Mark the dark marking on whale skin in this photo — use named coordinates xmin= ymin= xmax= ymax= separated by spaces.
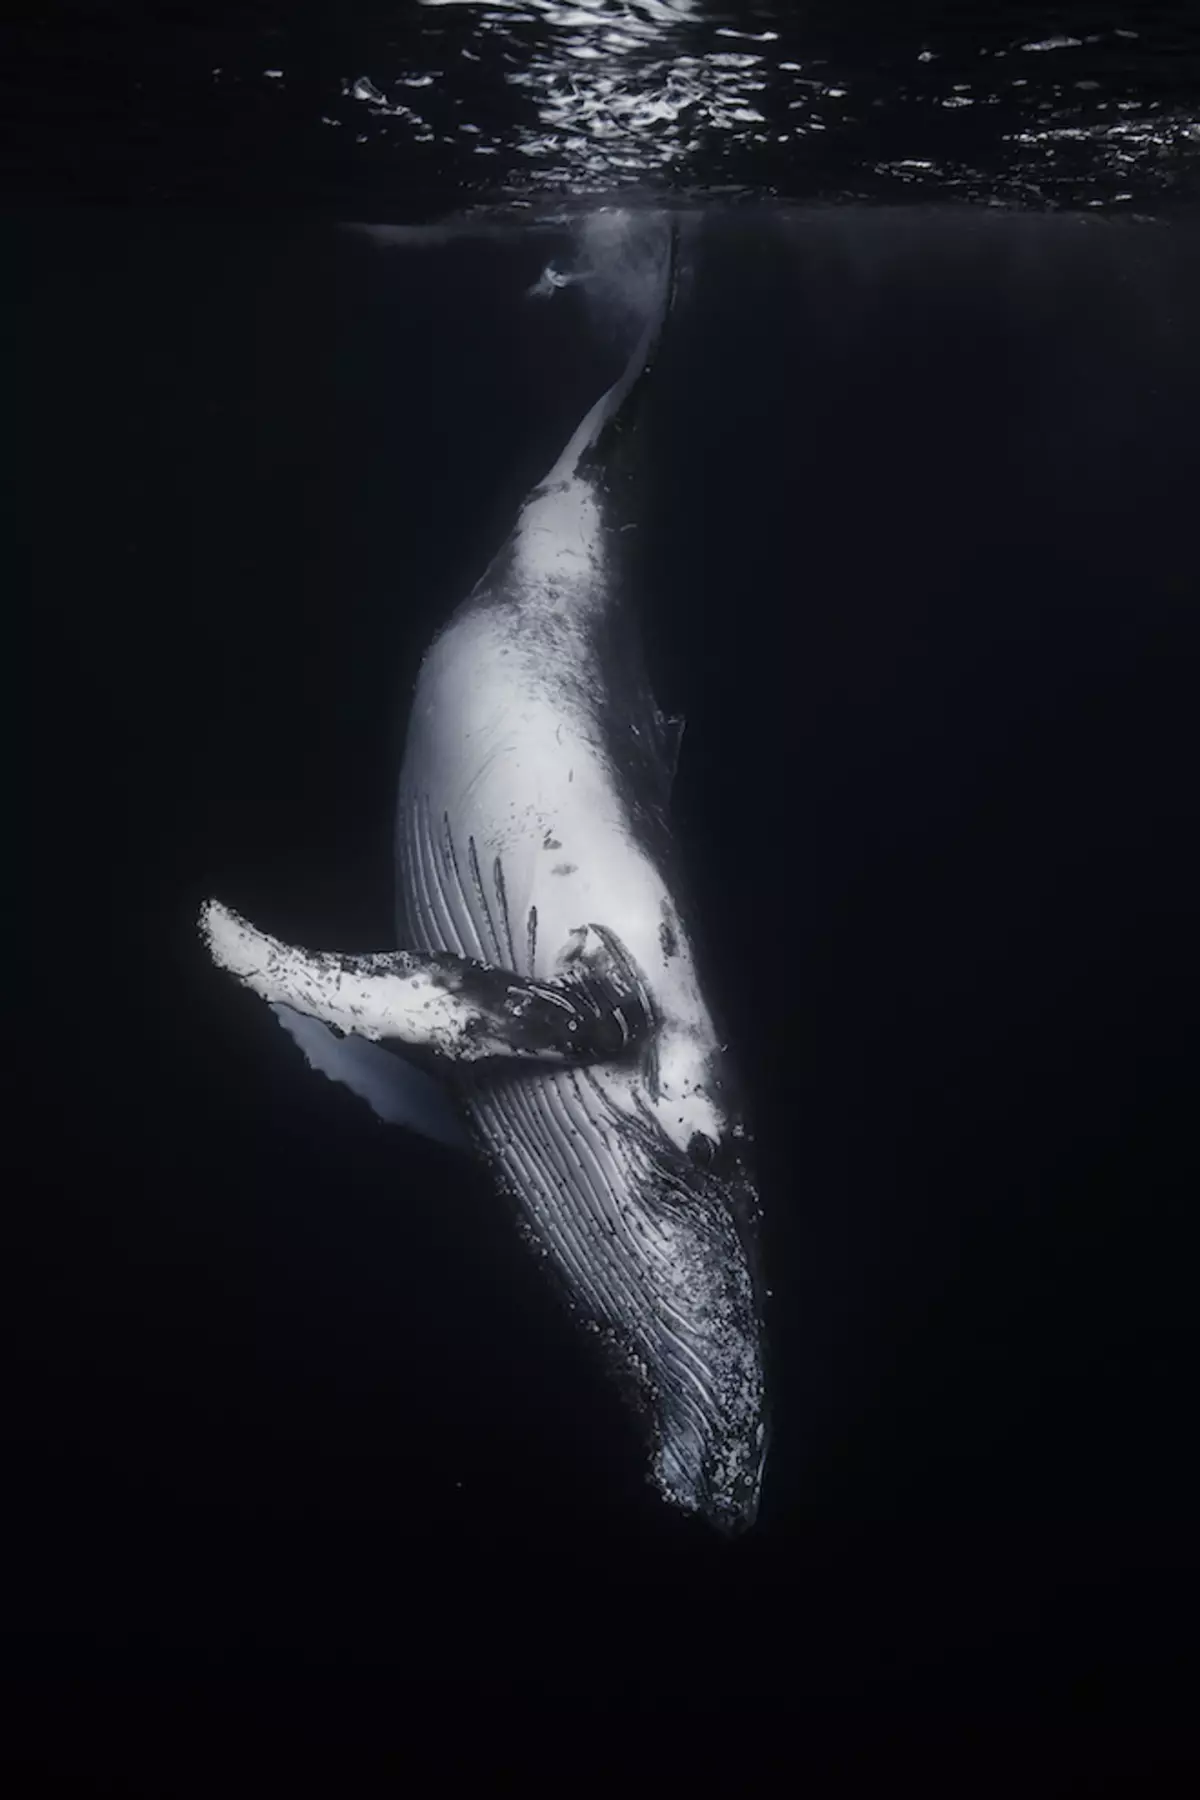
xmin=543 ymin=834 xmax=562 ymax=851
xmin=450 ymin=953 xmax=654 ymax=1063
xmin=492 ymin=854 xmax=517 ymax=966
xmin=552 ymin=862 xmax=578 ymax=877
xmin=467 ymin=834 xmax=502 ymax=962
xmin=560 ymin=924 xmax=588 ymax=966
xmin=442 ymin=812 xmax=467 ymax=902
xmin=659 ymin=902 xmax=679 ymax=961
xmin=525 ymin=903 xmax=538 ymax=976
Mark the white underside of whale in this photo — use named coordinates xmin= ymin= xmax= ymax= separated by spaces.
xmin=395 ymin=472 xmax=765 ymax=1523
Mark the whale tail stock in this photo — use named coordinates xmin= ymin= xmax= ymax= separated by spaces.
xmin=532 ymin=213 xmax=680 ymax=497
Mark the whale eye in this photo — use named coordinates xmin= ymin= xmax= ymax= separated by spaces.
xmin=687 ymin=1131 xmax=716 ymax=1167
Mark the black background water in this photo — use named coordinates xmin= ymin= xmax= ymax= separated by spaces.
xmin=9 ymin=4 xmax=1200 ymax=1792
xmin=15 ymin=202 xmax=1197 ymax=1784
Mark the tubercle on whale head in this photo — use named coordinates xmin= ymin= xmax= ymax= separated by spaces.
xmin=651 ymin=1357 xmax=769 ymax=1538
xmin=679 ymin=1416 xmax=769 ymax=1538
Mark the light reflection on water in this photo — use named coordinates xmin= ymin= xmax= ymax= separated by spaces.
xmin=289 ymin=0 xmax=1200 ymax=215
xmin=9 ymin=2 xmax=1198 ymax=216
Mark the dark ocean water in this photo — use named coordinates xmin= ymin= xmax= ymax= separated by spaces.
xmin=9 ymin=3 xmax=1200 ymax=1792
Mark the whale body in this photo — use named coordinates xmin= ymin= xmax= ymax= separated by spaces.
xmin=201 ymin=219 xmax=768 ymax=1531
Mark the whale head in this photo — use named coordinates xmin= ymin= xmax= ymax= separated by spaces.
xmin=612 ymin=1058 xmax=768 ymax=1534
xmin=469 ymin=1005 xmax=769 ymax=1535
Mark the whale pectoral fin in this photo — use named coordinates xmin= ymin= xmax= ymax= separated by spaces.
xmin=269 ymin=1003 xmax=470 ymax=1150
xmin=201 ymin=898 xmax=652 ymax=1067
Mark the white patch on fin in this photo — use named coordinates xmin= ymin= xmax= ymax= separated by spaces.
xmin=270 ymin=1003 xmax=469 ymax=1151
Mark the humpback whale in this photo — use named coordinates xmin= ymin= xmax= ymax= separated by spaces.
xmin=201 ymin=218 xmax=768 ymax=1531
